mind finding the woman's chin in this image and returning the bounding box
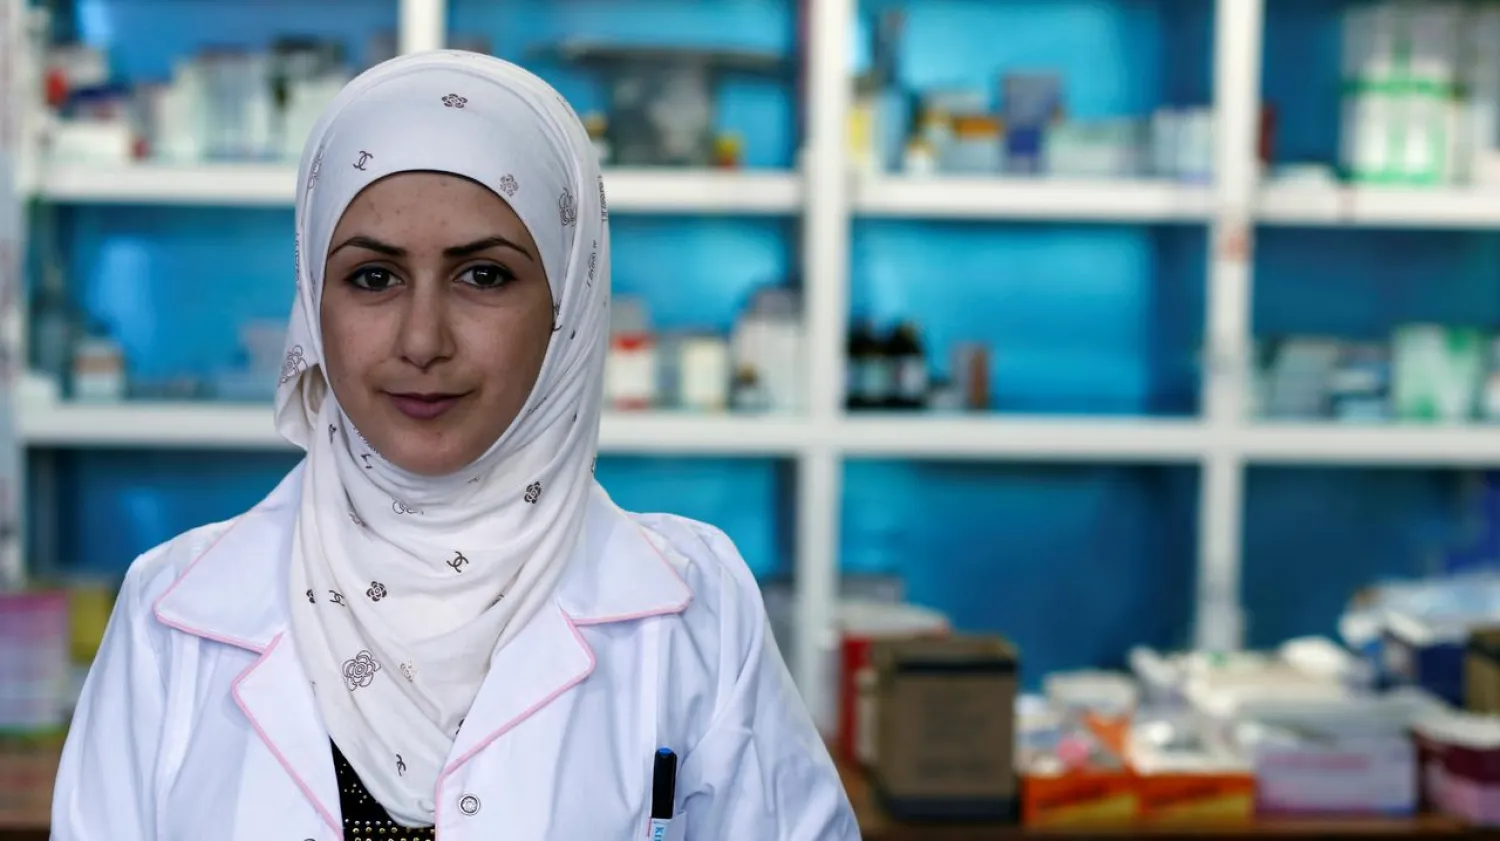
[347,396,511,477]
[374,436,484,478]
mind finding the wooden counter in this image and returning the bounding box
[842,764,1486,841]
[0,815,1486,840]
[858,820,1487,841]
[0,770,1487,841]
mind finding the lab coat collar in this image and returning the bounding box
[554,486,694,626]
[151,465,305,653]
[152,464,694,654]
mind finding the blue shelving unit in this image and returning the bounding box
[10,0,1500,704]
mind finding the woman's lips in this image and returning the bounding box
[386,392,464,420]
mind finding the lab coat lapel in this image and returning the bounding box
[152,464,303,652]
[231,632,343,835]
[447,601,593,766]
[149,466,340,831]
[446,490,693,767]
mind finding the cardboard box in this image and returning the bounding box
[1019,744,1255,827]
[867,635,1017,822]
[1020,769,1137,827]
[1127,725,1255,827]
[1219,695,1430,818]
[1022,710,1256,828]
[1253,734,1416,817]
[838,601,949,767]
[1019,706,1138,828]
[1465,625,1500,715]
[1134,772,1255,826]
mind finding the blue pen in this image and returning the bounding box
[649,747,677,839]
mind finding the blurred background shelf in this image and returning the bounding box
[837,415,1208,462]
[30,164,803,214]
[32,162,297,206]
[604,168,803,215]
[16,402,813,457]
[15,402,1205,462]
[28,405,1500,469]
[1258,184,1500,229]
[7,3,1500,833]
[18,402,286,450]
[854,176,1215,222]
[1242,423,1500,467]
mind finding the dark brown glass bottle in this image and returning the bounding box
[846,320,884,410]
[886,321,928,409]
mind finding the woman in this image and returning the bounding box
[52,51,858,841]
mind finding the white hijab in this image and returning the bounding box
[277,51,610,827]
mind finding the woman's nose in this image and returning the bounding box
[397,283,456,370]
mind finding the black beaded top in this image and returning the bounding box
[332,740,437,841]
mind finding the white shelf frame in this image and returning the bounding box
[854,176,1216,223]
[32,403,1500,468]
[35,165,1500,229]
[29,162,805,215]
[13,0,1500,716]
[0,0,26,590]
[1258,183,1500,229]
[16,401,816,457]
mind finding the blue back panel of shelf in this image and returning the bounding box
[1262,0,1352,172]
[46,201,795,577]
[1242,465,1464,648]
[840,0,1213,683]
[1245,219,1499,646]
[57,207,797,379]
[851,221,1205,415]
[857,0,1213,113]
[841,460,1201,680]
[66,0,397,74]
[1256,227,1500,339]
[448,0,796,168]
[1245,0,1498,647]
[42,450,791,582]
[37,0,1478,681]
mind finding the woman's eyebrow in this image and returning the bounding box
[327,234,536,263]
[444,235,535,263]
[329,235,404,258]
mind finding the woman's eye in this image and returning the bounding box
[349,267,397,291]
[463,264,514,289]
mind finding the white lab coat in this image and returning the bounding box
[51,464,860,840]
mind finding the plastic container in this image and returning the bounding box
[606,297,656,411]
[678,334,730,412]
[945,114,1002,174]
[902,138,935,176]
[1383,610,1489,706]
[1338,572,1500,691]
[71,335,125,403]
[1044,670,1139,721]
[731,287,804,413]
[1413,710,1500,826]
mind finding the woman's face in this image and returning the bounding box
[321,172,553,477]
